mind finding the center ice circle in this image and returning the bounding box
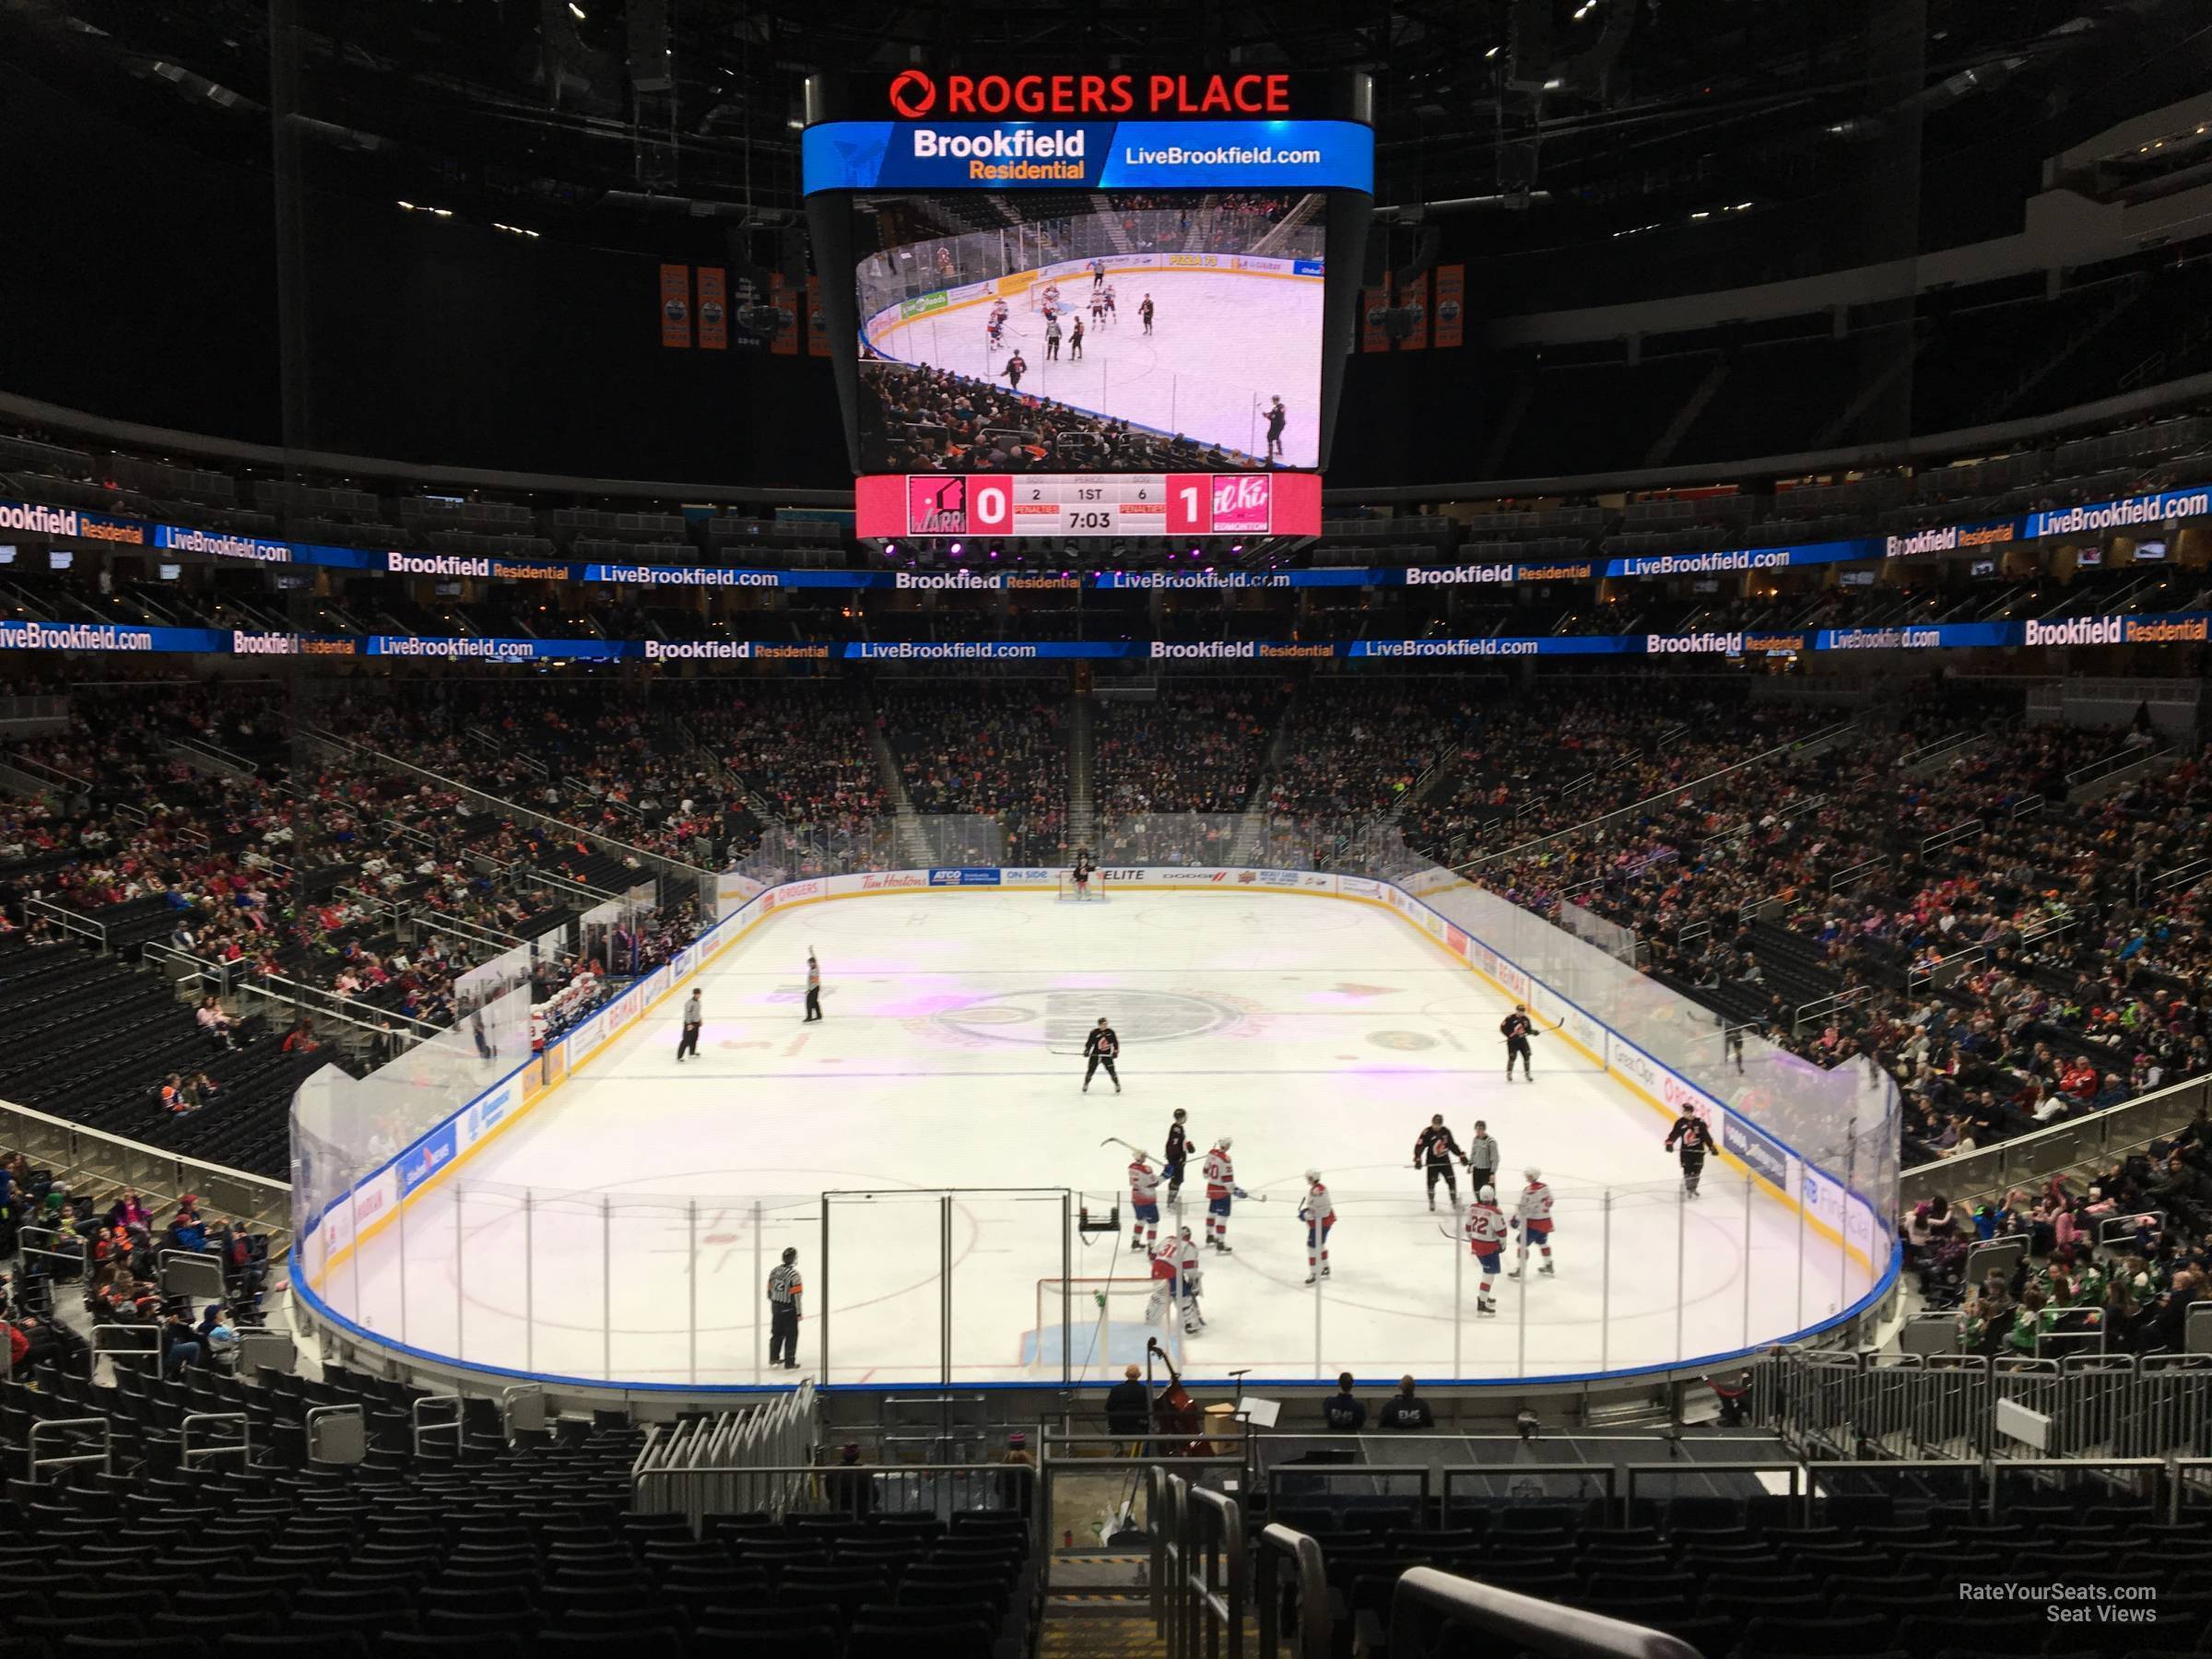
[936,986,1240,1047]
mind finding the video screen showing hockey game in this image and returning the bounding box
[853,193,1324,472]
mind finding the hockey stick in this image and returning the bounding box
[1100,1136,1147,1158]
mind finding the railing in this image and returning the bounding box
[2065,741,2171,799]
[1921,817,1984,856]
[630,1382,819,1525]
[0,693,70,734]
[1391,1566,1700,1659]
[1452,718,1860,874]
[1254,1524,1329,1659]
[1761,1347,2212,1467]
[1792,983,1870,1033]
[1902,1069,2212,1205]
[22,898,105,948]
[1897,731,1986,776]
[1906,946,1983,995]
[1826,854,1889,893]
[0,1093,291,1238]
[306,727,714,908]
[0,748,90,794]
[1149,1467,1245,1659]
[27,1418,114,1481]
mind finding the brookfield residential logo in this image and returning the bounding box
[1646,630,1743,655]
[230,631,300,655]
[386,553,490,577]
[643,640,752,660]
[2024,617,2122,646]
[1406,563,1512,584]
[1149,641,1255,659]
[896,571,1003,589]
[1885,525,1958,559]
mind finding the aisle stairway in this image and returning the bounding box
[1068,689,1097,853]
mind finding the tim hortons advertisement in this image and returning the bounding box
[860,871,931,891]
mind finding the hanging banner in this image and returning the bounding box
[1360,285,1389,353]
[695,266,727,350]
[1433,264,1465,349]
[782,274,809,356]
[659,264,692,348]
[1398,268,1430,351]
[806,275,830,357]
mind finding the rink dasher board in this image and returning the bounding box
[296,864,1889,1359]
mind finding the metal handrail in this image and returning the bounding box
[1255,1524,1329,1659]
[0,1093,291,1235]
[1826,853,1889,893]
[88,1326,160,1380]
[181,1411,253,1466]
[1180,1485,1246,1659]
[410,1394,465,1459]
[22,897,106,947]
[26,1418,114,1481]
[1391,1565,1701,1659]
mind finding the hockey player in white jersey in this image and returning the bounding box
[1202,1136,1246,1253]
[1128,1152,1162,1254]
[1299,1169,1335,1285]
[1464,1184,1509,1315]
[1146,1226,1203,1336]
[1506,1167,1556,1277]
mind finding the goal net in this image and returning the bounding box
[1027,1276,1180,1379]
[1056,870,1108,902]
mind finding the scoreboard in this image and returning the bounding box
[855,472,1324,539]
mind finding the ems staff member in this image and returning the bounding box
[767,1247,803,1370]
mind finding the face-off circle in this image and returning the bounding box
[925,985,1261,1050]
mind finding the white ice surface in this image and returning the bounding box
[869,270,1324,467]
[334,891,1865,1389]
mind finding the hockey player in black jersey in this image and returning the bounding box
[1500,1005,1538,1081]
[1163,1108,1191,1205]
[1411,1114,1466,1212]
[1082,1018,1122,1094]
[1664,1110,1713,1199]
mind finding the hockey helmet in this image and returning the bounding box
[1478,1185,1497,1204]
[1304,1168,1321,1184]
[1524,1166,1541,1182]
[1216,1135,1232,1151]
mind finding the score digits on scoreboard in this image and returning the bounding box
[881,473,1315,539]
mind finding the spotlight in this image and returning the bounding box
[948,541,963,556]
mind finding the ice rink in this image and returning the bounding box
[335,890,1866,1389]
[867,269,1324,467]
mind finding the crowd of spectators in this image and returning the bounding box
[1096,680,1284,817]
[1906,1107,2212,1359]
[858,363,1263,473]
[0,1152,271,1380]
[1460,700,2210,1172]
[882,685,1069,865]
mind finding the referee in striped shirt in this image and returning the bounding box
[768,1248,802,1370]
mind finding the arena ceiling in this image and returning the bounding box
[6,0,2208,250]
